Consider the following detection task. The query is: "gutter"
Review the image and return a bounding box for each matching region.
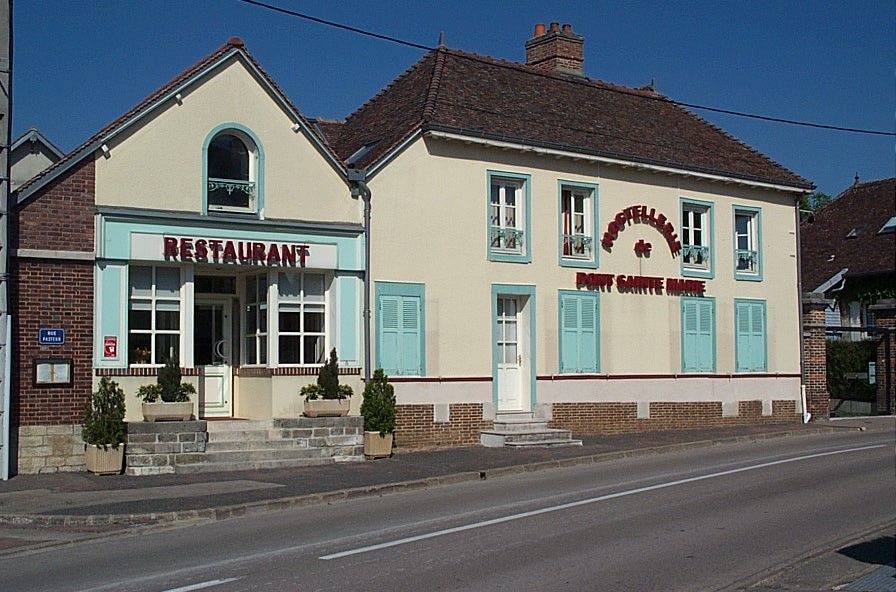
[347,168,372,382]
[424,128,811,194]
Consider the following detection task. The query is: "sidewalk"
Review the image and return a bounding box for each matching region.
[0,418,891,566]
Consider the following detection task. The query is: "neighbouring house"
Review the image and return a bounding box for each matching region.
[10,128,63,191]
[800,177,896,415]
[801,177,896,333]
[11,22,818,474]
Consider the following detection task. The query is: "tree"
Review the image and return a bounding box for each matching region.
[800,192,832,220]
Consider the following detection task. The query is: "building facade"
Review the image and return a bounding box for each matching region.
[11,26,815,473]
[327,25,813,447]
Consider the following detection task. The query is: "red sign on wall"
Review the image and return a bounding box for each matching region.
[103,336,118,358]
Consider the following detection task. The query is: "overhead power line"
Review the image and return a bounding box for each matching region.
[239,0,895,138]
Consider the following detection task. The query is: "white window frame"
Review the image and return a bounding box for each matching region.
[488,171,531,263]
[734,206,762,280]
[243,271,268,366]
[276,272,329,366]
[206,128,260,215]
[681,199,713,278]
[559,182,598,267]
[128,266,182,366]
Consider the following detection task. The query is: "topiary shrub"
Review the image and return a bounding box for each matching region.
[82,377,127,450]
[360,369,396,436]
[136,354,195,403]
[319,348,352,400]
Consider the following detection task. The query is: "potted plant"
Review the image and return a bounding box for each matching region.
[360,368,396,458]
[137,354,196,421]
[82,376,127,474]
[302,348,352,417]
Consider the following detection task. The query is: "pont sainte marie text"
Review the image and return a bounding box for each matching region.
[576,272,706,295]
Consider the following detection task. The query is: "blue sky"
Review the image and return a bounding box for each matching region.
[13,0,895,197]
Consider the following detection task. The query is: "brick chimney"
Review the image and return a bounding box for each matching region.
[525,22,584,76]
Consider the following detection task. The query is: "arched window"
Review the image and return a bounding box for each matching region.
[206,130,258,213]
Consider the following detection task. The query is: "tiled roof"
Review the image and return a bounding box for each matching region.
[331,47,812,189]
[15,38,338,201]
[800,177,896,292]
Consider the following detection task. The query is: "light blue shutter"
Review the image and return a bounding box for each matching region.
[683,299,714,372]
[560,294,599,373]
[560,294,580,373]
[400,296,422,375]
[379,296,400,375]
[579,296,598,372]
[696,300,714,371]
[682,300,699,371]
[736,301,766,372]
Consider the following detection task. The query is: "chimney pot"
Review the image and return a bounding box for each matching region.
[525,20,585,76]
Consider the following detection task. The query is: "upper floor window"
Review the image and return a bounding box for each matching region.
[734,206,762,280]
[680,199,713,278]
[559,182,598,268]
[206,129,259,215]
[488,171,531,263]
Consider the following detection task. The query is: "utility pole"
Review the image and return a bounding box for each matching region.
[0,0,12,480]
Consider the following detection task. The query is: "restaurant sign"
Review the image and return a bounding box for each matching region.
[129,233,338,269]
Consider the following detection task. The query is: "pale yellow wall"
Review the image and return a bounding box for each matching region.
[368,137,802,386]
[95,56,357,224]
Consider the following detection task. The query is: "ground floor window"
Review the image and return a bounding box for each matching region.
[278,272,327,365]
[559,291,600,373]
[128,266,181,365]
[681,297,715,372]
[375,282,424,376]
[244,272,268,365]
[735,299,767,372]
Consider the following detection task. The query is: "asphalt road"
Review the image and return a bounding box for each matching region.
[3,429,893,591]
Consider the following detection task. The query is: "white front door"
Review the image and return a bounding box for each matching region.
[195,298,233,418]
[496,296,525,412]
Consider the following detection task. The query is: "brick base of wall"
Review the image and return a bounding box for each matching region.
[548,400,800,436]
[395,403,493,448]
[17,425,86,474]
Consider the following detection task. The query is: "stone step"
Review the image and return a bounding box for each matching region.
[481,426,582,448]
[175,457,348,474]
[196,447,351,464]
[205,420,273,433]
[206,429,280,443]
[504,439,584,448]
[204,439,313,452]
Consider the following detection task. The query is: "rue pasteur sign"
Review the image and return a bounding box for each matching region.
[129,233,338,269]
[578,204,707,297]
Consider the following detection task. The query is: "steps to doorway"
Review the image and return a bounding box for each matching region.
[125,417,364,475]
[480,413,583,448]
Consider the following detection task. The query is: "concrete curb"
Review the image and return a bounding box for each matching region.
[0,425,844,529]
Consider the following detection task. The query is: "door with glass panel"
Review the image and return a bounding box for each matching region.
[496,296,526,411]
[195,296,233,418]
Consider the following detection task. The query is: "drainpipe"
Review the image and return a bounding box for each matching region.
[796,194,811,423]
[348,168,372,383]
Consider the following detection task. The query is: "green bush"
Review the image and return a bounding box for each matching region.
[826,339,877,400]
[360,369,396,435]
[82,377,126,450]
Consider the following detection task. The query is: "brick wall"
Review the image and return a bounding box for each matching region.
[549,400,799,436]
[870,301,895,414]
[395,403,493,448]
[14,158,95,252]
[802,294,830,419]
[11,157,96,474]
